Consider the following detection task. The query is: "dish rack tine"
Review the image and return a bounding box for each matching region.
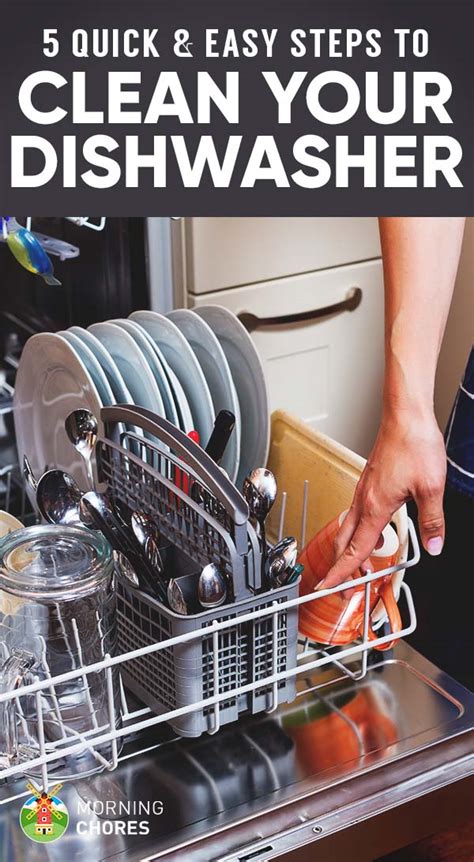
[105,657,119,770]
[278,491,287,542]
[38,635,67,738]
[300,480,309,548]
[207,630,221,735]
[71,619,99,730]
[34,681,48,792]
[360,581,372,679]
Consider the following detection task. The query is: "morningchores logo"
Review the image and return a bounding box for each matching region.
[18,783,165,842]
[0,0,472,214]
[75,798,164,836]
[19,783,69,844]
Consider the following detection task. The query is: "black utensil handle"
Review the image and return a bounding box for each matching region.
[205,410,235,466]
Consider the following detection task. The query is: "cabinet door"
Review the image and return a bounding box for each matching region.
[191,259,384,458]
[179,217,380,295]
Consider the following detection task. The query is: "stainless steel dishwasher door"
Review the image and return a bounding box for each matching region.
[0,641,472,862]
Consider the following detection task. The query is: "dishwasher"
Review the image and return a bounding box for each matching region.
[0,401,472,862]
[0,217,472,861]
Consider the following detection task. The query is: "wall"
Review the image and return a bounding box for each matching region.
[435,218,474,429]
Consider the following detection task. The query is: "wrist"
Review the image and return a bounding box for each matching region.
[383,355,436,423]
[382,386,435,422]
[382,373,437,426]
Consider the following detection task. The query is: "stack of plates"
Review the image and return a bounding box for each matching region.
[14,306,270,496]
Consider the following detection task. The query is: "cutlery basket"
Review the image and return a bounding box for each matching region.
[96,405,300,737]
[116,576,299,737]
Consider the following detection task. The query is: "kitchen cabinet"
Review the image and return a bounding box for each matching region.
[190,259,384,457]
[173,217,381,295]
[170,217,383,457]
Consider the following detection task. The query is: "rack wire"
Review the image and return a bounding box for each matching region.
[0,404,420,795]
[0,516,418,793]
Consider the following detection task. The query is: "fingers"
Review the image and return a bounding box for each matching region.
[414,482,445,555]
[318,512,389,591]
[332,504,360,563]
[342,558,372,600]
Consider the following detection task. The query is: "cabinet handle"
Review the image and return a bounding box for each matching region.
[238,286,362,333]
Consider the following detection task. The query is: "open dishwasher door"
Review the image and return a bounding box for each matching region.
[1,641,471,862]
[0,413,471,862]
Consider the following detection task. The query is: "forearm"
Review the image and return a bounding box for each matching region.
[321,217,465,585]
[379,217,465,419]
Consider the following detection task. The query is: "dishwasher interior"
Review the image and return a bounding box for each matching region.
[0,641,472,861]
[0,400,472,862]
[0,230,472,862]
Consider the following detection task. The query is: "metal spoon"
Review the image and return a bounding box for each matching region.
[80,491,126,534]
[36,469,86,526]
[243,468,277,582]
[198,563,227,608]
[23,456,93,527]
[23,455,38,494]
[130,512,164,578]
[114,550,140,588]
[65,409,98,488]
[267,537,298,586]
[167,578,195,615]
[268,537,298,571]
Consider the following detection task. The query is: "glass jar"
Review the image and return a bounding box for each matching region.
[0,524,122,779]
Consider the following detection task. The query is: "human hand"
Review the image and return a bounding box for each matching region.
[318,409,446,591]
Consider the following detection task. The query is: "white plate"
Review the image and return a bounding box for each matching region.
[120,319,194,434]
[129,311,215,444]
[195,305,270,488]
[60,330,134,467]
[111,319,180,428]
[160,360,194,434]
[13,333,103,500]
[89,321,170,465]
[60,331,115,406]
[89,322,166,422]
[168,309,241,481]
[67,326,134,406]
[89,321,165,439]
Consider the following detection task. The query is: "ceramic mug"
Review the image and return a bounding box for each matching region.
[298,512,402,650]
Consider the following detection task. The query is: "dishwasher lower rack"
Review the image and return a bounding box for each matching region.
[0,522,419,793]
[0,405,420,792]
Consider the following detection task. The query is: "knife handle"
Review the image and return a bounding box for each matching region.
[205,410,235,466]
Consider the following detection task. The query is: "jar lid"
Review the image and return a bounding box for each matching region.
[0,525,113,600]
